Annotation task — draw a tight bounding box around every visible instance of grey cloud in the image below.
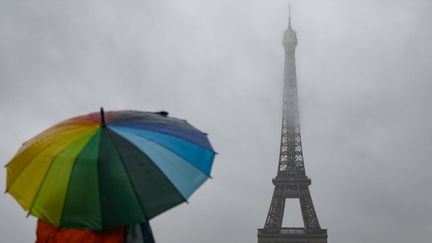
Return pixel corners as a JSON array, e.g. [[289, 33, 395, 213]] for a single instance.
[[1, 0, 431, 242]]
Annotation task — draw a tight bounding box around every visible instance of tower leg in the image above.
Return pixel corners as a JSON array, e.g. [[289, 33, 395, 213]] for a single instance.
[[299, 188, 321, 232], [263, 186, 286, 232]]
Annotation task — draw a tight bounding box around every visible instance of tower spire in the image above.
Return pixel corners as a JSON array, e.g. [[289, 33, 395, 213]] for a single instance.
[[288, 2, 292, 28]]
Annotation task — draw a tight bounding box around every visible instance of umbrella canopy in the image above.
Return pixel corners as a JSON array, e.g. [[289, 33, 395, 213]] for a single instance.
[[5, 109, 215, 230]]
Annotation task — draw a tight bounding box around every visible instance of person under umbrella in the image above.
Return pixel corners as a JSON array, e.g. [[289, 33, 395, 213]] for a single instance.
[[35, 220, 155, 243], [5, 109, 215, 242]]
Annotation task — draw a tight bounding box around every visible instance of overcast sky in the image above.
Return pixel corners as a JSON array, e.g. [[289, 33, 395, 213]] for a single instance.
[[1, 0, 431, 242]]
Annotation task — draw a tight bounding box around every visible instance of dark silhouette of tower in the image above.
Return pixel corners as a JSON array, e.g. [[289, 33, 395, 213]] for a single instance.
[[257, 6, 328, 243]]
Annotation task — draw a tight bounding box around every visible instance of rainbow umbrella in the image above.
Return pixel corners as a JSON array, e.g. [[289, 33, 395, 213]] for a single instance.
[[5, 109, 215, 230]]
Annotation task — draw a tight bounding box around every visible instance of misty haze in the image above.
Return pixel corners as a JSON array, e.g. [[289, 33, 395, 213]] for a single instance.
[[1, 0, 431, 243]]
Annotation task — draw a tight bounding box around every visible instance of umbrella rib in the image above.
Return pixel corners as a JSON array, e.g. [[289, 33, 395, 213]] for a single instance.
[[143, 137, 213, 176], [26, 151, 60, 217], [26, 129, 99, 225], [97, 130, 105, 230], [110, 123, 215, 152], [107, 129, 189, 213], [6, 126, 98, 192], [5, 124, 94, 175], [114, 128, 213, 177], [109, 126, 215, 174], [5, 143, 51, 193], [105, 129, 150, 222], [58, 131, 101, 228], [6, 124, 96, 168]]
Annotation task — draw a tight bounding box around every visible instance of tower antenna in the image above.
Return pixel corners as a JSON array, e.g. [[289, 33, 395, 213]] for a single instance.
[[288, 0, 292, 27]]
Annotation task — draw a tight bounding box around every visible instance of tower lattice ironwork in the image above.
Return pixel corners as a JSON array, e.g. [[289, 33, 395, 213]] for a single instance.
[[257, 6, 328, 243]]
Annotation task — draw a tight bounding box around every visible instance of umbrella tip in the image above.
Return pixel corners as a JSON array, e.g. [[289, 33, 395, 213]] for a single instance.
[[155, 111, 169, 117], [100, 107, 106, 127]]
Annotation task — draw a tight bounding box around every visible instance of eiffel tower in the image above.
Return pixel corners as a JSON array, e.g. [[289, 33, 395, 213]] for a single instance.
[[257, 6, 328, 243]]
